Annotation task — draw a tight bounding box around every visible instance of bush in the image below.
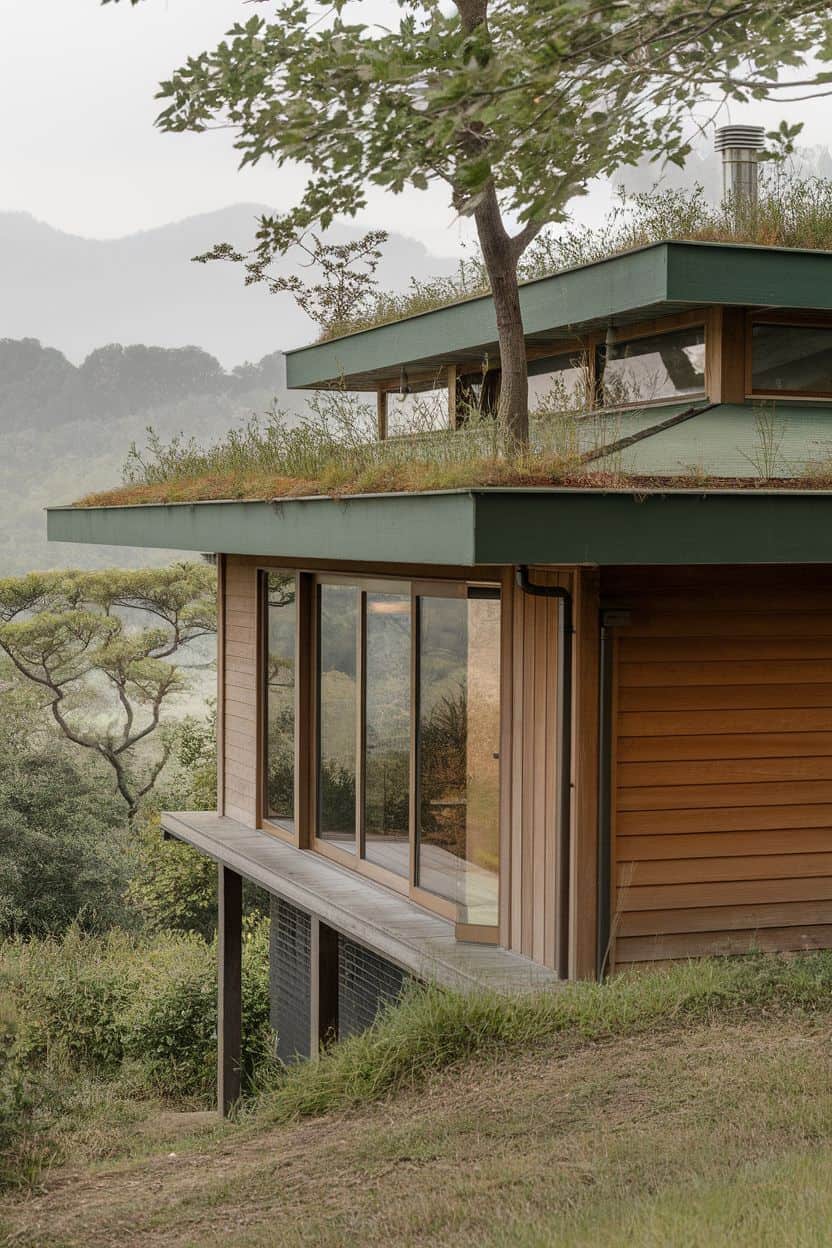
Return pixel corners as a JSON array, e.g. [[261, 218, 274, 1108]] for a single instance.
[[1, 922, 274, 1104], [0, 1000, 60, 1190], [8, 928, 132, 1074]]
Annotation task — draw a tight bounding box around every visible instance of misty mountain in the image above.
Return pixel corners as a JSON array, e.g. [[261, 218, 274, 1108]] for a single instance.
[[0, 336, 315, 576], [0, 208, 458, 576], [0, 206, 457, 369]]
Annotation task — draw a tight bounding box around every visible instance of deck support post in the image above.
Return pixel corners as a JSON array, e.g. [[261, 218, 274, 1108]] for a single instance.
[[310, 917, 339, 1058], [218, 864, 243, 1116]]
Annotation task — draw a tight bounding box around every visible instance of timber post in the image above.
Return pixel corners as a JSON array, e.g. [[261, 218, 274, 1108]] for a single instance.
[[218, 864, 243, 1116]]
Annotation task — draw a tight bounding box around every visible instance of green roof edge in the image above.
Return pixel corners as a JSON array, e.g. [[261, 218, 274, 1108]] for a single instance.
[[285, 240, 832, 390], [47, 487, 832, 567]]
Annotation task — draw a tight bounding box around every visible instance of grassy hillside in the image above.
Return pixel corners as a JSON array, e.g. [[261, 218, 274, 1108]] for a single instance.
[[3, 954, 832, 1246]]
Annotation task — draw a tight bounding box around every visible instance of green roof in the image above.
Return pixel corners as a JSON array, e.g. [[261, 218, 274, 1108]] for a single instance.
[[46, 485, 832, 567], [285, 241, 832, 391]]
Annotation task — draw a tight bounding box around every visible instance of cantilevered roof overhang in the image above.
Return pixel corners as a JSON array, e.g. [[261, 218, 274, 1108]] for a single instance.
[[48, 487, 832, 567], [285, 240, 832, 391]]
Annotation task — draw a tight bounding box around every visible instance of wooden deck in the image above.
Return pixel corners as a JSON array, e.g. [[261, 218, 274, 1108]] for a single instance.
[[162, 812, 561, 994]]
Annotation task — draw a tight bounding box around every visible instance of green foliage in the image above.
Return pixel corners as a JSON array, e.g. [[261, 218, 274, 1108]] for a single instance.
[[322, 174, 832, 338], [128, 823, 219, 939], [196, 230, 389, 339], [1, 923, 273, 1103], [0, 689, 129, 938], [103, 390, 577, 506], [259, 952, 832, 1125], [0, 564, 216, 818], [110, 0, 832, 443], [122, 920, 272, 1099], [0, 1001, 61, 1190]]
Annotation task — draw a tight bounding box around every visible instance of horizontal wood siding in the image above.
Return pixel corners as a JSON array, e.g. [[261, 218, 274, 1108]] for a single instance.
[[222, 556, 259, 827], [608, 566, 832, 965]]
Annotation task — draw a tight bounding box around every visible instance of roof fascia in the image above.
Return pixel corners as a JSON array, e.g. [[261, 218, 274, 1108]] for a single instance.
[[47, 494, 479, 567]]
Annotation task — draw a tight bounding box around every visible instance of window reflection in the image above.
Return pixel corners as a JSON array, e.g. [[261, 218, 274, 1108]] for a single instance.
[[365, 592, 411, 877], [317, 584, 358, 851], [417, 592, 500, 926], [528, 354, 588, 412], [752, 323, 832, 394], [603, 326, 705, 406], [387, 386, 447, 435], [266, 573, 296, 828]]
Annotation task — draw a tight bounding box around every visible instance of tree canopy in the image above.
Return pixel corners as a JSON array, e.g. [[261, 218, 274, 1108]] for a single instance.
[[110, 0, 832, 440], [0, 564, 216, 818]]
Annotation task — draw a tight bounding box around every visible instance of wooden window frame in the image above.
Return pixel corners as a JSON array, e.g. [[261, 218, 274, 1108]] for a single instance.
[[597, 317, 709, 412], [260, 569, 302, 847], [303, 569, 501, 935], [747, 310, 832, 400]]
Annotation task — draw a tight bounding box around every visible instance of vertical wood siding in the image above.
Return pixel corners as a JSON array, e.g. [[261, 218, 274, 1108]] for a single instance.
[[509, 567, 569, 970], [222, 556, 260, 827], [607, 566, 832, 966]]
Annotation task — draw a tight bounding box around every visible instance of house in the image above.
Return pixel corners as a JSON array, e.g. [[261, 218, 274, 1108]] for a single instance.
[[48, 212, 832, 1111]]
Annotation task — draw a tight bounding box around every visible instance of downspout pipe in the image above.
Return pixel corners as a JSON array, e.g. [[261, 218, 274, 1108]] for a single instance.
[[515, 566, 573, 979]]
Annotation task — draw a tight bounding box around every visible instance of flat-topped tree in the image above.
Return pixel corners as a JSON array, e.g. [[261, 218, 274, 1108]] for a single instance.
[[111, 0, 832, 444], [0, 564, 216, 821]]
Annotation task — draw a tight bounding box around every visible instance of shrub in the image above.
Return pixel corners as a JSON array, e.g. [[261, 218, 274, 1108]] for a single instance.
[[0, 999, 60, 1190], [8, 928, 133, 1074], [1, 922, 274, 1104]]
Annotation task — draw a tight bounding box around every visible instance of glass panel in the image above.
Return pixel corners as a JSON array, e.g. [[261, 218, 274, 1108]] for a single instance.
[[387, 385, 447, 435], [528, 354, 589, 413], [752, 323, 832, 394], [603, 326, 705, 406], [417, 591, 500, 926], [364, 591, 411, 877], [265, 572, 296, 828], [317, 583, 358, 851]]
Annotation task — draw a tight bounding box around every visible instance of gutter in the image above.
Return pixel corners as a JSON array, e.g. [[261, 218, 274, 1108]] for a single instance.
[[515, 566, 573, 979]]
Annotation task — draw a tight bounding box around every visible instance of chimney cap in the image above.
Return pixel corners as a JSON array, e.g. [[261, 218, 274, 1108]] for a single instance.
[[715, 124, 765, 152]]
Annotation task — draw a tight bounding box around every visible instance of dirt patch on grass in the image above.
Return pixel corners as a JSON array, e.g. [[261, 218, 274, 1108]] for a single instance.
[[4, 1017, 832, 1248]]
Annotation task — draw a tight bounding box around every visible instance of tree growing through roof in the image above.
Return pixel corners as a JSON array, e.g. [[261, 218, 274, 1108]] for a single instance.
[[0, 564, 216, 821], [110, 0, 832, 444]]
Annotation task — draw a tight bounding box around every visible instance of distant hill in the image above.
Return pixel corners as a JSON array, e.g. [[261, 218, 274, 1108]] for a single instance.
[[0, 336, 315, 576], [0, 209, 458, 576], [0, 206, 457, 368]]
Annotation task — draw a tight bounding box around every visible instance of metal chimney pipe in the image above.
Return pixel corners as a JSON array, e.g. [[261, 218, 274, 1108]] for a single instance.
[[714, 124, 765, 209]]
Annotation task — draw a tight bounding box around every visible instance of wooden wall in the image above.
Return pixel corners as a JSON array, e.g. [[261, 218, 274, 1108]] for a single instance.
[[220, 556, 260, 827], [217, 554, 599, 976], [505, 567, 598, 975], [607, 566, 832, 967]]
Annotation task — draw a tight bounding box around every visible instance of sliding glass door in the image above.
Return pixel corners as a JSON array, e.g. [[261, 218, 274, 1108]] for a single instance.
[[311, 574, 501, 931], [416, 589, 500, 928]]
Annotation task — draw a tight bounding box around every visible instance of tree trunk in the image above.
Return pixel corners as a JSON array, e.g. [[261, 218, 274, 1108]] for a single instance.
[[473, 186, 530, 447], [454, 0, 529, 447]]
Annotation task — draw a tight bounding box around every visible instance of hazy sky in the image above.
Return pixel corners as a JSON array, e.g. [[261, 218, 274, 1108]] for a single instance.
[[3, 0, 831, 253]]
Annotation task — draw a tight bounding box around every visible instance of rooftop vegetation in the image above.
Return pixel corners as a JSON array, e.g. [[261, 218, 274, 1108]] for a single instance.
[[73, 390, 832, 509], [318, 174, 832, 341]]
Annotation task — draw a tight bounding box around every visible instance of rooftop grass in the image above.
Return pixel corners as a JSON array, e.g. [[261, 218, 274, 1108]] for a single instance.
[[319, 173, 832, 341], [73, 395, 832, 509]]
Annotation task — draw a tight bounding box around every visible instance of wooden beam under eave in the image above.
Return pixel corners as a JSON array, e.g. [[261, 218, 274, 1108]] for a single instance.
[[706, 306, 747, 404], [376, 388, 388, 441], [218, 864, 243, 1116]]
